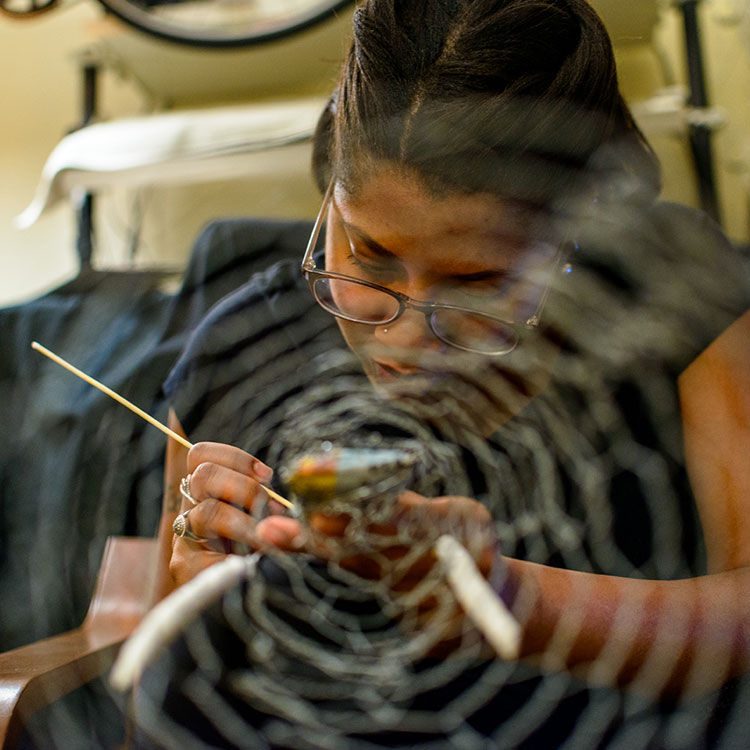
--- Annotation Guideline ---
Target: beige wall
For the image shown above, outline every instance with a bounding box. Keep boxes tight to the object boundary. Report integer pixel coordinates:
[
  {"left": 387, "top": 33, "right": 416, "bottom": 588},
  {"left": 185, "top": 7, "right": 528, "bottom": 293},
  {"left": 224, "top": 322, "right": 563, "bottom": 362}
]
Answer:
[
  {"left": 648, "top": 0, "right": 750, "bottom": 241},
  {"left": 0, "top": 3, "right": 136, "bottom": 306},
  {"left": 697, "top": 1, "right": 750, "bottom": 240},
  {"left": 1, "top": 1, "right": 749, "bottom": 308},
  {"left": 0, "top": 4, "right": 349, "bottom": 306}
]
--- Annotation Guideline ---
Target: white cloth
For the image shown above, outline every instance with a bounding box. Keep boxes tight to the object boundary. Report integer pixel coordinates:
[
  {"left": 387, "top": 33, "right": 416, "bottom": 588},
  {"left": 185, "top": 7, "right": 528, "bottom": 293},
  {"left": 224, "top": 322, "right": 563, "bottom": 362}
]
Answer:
[{"left": 15, "top": 96, "right": 327, "bottom": 229}]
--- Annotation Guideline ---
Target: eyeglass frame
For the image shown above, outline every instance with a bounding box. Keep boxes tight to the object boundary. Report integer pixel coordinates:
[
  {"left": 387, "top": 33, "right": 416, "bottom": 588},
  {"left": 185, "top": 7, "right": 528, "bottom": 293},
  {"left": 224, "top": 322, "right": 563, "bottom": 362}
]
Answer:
[{"left": 301, "top": 179, "right": 566, "bottom": 356}]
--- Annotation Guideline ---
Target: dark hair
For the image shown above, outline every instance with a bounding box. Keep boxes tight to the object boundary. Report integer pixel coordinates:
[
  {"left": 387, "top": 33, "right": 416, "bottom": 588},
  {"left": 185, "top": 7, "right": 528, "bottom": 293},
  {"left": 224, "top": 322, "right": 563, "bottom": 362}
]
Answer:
[{"left": 312, "top": 0, "right": 660, "bottom": 207}]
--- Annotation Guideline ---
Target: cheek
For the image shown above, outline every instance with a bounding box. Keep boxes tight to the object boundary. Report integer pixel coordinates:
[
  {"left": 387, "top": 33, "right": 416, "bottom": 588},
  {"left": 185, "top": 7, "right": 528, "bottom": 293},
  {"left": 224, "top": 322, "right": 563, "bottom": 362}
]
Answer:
[{"left": 336, "top": 319, "right": 376, "bottom": 360}]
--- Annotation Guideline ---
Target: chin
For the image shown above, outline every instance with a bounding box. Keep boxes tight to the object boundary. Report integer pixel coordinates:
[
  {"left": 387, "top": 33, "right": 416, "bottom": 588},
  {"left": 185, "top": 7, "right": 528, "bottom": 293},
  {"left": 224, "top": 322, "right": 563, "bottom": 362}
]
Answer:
[{"left": 366, "top": 363, "right": 517, "bottom": 438}]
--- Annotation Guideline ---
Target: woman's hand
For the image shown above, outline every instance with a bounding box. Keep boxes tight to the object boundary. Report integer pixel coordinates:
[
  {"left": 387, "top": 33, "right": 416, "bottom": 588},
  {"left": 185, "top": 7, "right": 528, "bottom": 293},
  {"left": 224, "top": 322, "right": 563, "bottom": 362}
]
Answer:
[
  {"left": 169, "top": 441, "right": 502, "bottom": 654},
  {"left": 169, "top": 441, "right": 304, "bottom": 587},
  {"left": 307, "top": 490, "right": 496, "bottom": 580},
  {"left": 305, "top": 491, "right": 502, "bottom": 654}
]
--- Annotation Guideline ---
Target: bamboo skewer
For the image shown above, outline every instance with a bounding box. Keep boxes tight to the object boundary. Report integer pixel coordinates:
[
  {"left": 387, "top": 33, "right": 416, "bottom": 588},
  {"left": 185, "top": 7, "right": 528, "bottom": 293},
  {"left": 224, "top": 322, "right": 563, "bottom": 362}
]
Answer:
[
  {"left": 32, "top": 341, "right": 192, "bottom": 449},
  {"left": 31, "top": 341, "right": 295, "bottom": 510}
]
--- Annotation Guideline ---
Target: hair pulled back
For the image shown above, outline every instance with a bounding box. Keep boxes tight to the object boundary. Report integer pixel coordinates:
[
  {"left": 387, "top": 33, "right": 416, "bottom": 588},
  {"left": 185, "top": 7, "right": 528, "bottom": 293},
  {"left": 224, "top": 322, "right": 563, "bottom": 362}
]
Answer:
[{"left": 313, "top": 0, "right": 660, "bottom": 207}]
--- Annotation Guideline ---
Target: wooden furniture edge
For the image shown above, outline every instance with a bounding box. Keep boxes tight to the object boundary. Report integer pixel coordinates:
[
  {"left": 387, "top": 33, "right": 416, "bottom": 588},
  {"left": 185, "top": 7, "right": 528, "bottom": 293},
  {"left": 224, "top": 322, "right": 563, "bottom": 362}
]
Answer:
[{"left": 0, "top": 536, "right": 157, "bottom": 747}]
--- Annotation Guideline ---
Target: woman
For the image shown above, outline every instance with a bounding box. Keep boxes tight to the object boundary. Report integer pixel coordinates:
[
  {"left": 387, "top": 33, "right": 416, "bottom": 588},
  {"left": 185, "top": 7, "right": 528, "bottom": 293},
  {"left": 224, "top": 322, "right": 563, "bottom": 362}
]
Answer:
[{"left": 148, "top": 0, "right": 750, "bottom": 745}]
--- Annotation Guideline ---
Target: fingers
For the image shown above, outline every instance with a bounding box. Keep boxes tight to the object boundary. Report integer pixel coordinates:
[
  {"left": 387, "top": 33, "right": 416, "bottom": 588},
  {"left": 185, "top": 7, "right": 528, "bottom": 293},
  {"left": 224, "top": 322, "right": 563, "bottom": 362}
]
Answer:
[
  {"left": 189, "top": 460, "right": 269, "bottom": 512},
  {"left": 309, "top": 493, "right": 495, "bottom": 551},
  {"left": 309, "top": 512, "right": 352, "bottom": 537},
  {"left": 255, "top": 516, "right": 306, "bottom": 550},
  {"left": 174, "top": 441, "right": 499, "bottom": 608},
  {"left": 186, "top": 442, "right": 284, "bottom": 514},
  {"left": 182, "top": 497, "right": 258, "bottom": 545},
  {"left": 307, "top": 493, "right": 491, "bottom": 538},
  {"left": 305, "top": 493, "right": 498, "bottom": 596},
  {"left": 188, "top": 442, "right": 273, "bottom": 483},
  {"left": 170, "top": 443, "right": 297, "bottom": 587},
  {"left": 169, "top": 502, "right": 304, "bottom": 588},
  {"left": 171, "top": 501, "right": 301, "bottom": 561},
  {"left": 397, "top": 490, "right": 492, "bottom": 524}
]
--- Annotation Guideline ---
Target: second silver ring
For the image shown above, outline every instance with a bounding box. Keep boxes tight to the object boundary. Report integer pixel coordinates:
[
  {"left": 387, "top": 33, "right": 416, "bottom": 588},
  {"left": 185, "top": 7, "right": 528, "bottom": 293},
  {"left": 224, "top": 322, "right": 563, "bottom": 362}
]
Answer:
[
  {"left": 172, "top": 507, "right": 207, "bottom": 543},
  {"left": 180, "top": 474, "right": 198, "bottom": 506}
]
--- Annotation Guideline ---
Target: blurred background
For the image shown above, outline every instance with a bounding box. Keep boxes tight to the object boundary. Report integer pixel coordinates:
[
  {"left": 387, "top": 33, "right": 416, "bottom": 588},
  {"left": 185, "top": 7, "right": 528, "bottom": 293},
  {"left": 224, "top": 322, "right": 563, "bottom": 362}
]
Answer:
[
  {"left": 0, "top": 4, "right": 749, "bottom": 746},
  {"left": 0, "top": 0, "right": 749, "bottom": 306}
]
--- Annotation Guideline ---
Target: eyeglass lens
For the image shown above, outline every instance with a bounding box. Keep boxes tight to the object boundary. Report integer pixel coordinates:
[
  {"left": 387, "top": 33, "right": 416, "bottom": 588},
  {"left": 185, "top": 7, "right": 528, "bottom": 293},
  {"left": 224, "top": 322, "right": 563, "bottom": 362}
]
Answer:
[
  {"left": 313, "top": 277, "right": 518, "bottom": 354},
  {"left": 313, "top": 277, "right": 399, "bottom": 323},
  {"left": 431, "top": 307, "right": 518, "bottom": 354}
]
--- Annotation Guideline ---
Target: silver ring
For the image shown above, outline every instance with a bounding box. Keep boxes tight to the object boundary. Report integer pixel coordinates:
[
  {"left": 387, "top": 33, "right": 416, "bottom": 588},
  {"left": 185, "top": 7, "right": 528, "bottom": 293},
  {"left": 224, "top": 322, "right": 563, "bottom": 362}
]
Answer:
[
  {"left": 172, "top": 507, "right": 207, "bottom": 543},
  {"left": 180, "top": 474, "right": 198, "bottom": 506}
]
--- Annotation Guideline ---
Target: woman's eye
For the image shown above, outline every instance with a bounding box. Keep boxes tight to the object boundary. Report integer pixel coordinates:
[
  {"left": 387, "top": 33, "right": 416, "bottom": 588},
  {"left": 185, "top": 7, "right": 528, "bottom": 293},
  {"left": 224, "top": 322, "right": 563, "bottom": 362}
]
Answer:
[
  {"left": 451, "top": 277, "right": 508, "bottom": 300},
  {"left": 462, "top": 281, "right": 501, "bottom": 296},
  {"left": 346, "top": 251, "right": 396, "bottom": 278}
]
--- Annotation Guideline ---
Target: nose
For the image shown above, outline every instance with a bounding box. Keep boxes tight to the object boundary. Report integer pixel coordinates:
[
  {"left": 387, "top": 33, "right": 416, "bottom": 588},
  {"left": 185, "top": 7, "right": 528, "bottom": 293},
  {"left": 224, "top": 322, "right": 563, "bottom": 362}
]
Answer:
[{"left": 375, "top": 304, "right": 441, "bottom": 353}]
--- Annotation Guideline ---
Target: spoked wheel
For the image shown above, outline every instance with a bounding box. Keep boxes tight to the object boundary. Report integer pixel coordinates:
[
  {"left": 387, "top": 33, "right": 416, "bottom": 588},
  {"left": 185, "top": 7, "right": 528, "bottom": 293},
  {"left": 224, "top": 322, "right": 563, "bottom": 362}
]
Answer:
[
  {"left": 92, "top": 0, "right": 354, "bottom": 47},
  {"left": 0, "top": 0, "right": 57, "bottom": 18}
]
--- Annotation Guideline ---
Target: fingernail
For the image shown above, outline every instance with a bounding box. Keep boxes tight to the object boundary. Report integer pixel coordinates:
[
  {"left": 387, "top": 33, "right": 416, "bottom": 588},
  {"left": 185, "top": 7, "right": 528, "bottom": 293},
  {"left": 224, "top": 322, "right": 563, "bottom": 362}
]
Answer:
[
  {"left": 262, "top": 525, "right": 296, "bottom": 549},
  {"left": 290, "top": 535, "right": 306, "bottom": 550},
  {"left": 399, "top": 490, "right": 426, "bottom": 505},
  {"left": 254, "top": 461, "right": 273, "bottom": 483}
]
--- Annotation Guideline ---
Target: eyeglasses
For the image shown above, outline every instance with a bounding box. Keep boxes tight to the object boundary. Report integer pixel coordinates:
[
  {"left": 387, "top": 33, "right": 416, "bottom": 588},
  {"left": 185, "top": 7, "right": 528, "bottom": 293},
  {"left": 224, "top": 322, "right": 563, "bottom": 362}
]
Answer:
[{"left": 301, "top": 181, "right": 564, "bottom": 356}]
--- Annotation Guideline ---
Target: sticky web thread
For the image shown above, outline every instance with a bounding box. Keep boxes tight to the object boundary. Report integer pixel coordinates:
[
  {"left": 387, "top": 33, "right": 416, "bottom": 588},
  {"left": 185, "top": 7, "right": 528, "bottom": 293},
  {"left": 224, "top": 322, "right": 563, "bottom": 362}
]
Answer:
[{"left": 125, "top": 192, "right": 750, "bottom": 749}]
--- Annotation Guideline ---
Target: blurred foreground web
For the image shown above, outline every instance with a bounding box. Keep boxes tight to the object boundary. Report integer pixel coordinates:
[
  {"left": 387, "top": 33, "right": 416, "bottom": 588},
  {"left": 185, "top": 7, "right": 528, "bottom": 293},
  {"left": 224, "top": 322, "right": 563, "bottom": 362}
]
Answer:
[{"left": 113, "top": 191, "right": 749, "bottom": 749}]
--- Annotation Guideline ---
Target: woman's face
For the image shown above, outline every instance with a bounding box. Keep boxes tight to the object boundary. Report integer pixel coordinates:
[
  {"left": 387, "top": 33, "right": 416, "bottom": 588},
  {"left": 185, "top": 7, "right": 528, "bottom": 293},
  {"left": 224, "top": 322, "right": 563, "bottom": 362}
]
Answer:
[{"left": 324, "top": 164, "right": 562, "bottom": 431}]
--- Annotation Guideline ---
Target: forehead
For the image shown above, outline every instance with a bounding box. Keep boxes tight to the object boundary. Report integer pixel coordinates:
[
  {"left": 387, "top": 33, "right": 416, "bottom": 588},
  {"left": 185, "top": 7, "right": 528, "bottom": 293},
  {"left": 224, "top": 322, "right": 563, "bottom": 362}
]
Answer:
[{"left": 332, "top": 165, "right": 552, "bottom": 269}]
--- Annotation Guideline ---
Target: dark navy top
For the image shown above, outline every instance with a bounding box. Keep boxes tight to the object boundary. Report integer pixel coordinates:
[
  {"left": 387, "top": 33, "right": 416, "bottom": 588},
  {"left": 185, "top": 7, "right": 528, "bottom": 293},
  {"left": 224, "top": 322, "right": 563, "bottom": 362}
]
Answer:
[{"left": 148, "top": 201, "right": 750, "bottom": 749}]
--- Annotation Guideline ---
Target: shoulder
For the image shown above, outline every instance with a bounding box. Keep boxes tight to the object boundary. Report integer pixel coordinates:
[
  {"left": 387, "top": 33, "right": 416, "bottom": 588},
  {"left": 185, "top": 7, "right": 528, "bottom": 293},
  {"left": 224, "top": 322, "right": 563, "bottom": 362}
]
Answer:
[
  {"left": 172, "top": 258, "right": 321, "bottom": 362},
  {"left": 200, "top": 257, "right": 308, "bottom": 323},
  {"left": 649, "top": 201, "right": 749, "bottom": 352},
  {"left": 568, "top": 198, "right": 748, "bottom": 371},
  {"left": 646, "top": 201, "right": 734, "bottom": 256},
  {"left": 643, "top": 201, "right": 747, "bottom": 287}
]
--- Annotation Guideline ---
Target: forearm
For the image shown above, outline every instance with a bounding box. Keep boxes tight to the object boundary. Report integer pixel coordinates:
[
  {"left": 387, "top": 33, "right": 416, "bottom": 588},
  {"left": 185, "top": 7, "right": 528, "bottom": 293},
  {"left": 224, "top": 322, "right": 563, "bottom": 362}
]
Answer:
[{"left": 505, "top": 557, "right": 750, "bottom": 698}]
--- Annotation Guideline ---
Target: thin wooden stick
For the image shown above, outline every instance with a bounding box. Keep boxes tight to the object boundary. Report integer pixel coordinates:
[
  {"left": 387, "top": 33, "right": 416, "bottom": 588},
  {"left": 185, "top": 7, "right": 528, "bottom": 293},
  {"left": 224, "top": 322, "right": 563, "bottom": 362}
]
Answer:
[
  {"left": 31, "top": 341, "right": 295, "bottom": 510},
  {"left": 32, "top": 341, "right": 192, "bottom": 449}
]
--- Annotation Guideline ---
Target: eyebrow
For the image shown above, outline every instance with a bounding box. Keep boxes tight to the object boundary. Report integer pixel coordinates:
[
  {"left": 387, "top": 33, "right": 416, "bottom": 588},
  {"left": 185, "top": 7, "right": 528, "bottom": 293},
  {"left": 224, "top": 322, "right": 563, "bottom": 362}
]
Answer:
[
  {"left": 340, "top": 218, "right": 513, "bottom": 283},
  {"left": 339, "top": 219, "right": 397, "bottom": 259}
]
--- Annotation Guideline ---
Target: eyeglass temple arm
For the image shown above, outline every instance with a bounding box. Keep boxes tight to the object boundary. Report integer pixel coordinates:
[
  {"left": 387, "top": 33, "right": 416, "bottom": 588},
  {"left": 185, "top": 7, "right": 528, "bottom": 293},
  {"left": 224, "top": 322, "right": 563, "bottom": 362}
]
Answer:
[
  {"left": 525, "top": 243, "right": 570, "bottom": 328},
  {"left": 302, "top": 180, "right": 335, "bottom": 271}
]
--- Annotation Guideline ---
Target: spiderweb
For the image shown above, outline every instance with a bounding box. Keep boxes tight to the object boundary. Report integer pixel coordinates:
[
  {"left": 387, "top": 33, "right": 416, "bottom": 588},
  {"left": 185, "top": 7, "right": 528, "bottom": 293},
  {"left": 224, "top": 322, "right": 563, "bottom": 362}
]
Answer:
[
  {"left": 98, "top": 185, "right": 750, "bottom": 750},
  {"left": 8, "top": 146, "right": 750, "bottom": 749}
]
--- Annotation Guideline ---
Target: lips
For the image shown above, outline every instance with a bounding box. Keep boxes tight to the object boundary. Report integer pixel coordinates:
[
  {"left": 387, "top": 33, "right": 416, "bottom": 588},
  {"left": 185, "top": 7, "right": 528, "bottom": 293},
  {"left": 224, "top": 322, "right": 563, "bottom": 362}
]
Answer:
[
  {"left": 373, "top": 360, "right": 426, "bottom": 381},
  {"left": 372, "top": 356, "right": 533, "bottom": 408}
]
